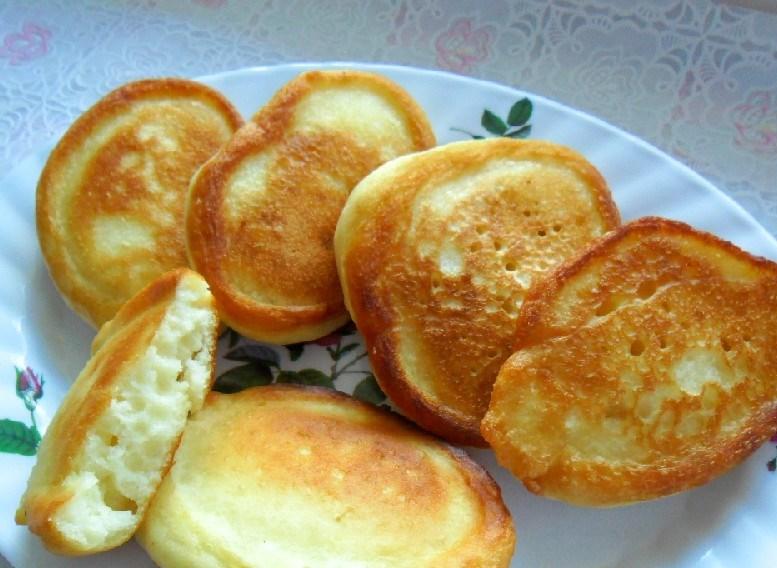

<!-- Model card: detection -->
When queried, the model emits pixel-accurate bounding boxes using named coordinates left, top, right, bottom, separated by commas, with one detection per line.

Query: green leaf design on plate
left=285, top=343, right=305, bottom=361
left=507, top=98, right=532, bottom=126
left=352, top=374, right=386, bottom=405
left=481, top=109, right=508, bottom=135
left=334, top=343, right=360, bottom=361
left=0, top=419, right=41, bottom=456
left=505, top=124, right=532, bottom=139
left=213, top=362, right=273, bottom=394
left=276, top=368, right=334, bottom=389
left=224, top=344, right=280, bottom=367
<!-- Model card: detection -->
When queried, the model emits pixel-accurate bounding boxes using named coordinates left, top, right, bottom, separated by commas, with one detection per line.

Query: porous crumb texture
left=53, top=275, right=216, bottom=548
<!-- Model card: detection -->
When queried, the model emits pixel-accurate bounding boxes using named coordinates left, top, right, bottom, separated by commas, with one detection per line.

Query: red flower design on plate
left=435, top=18, right=494, bottom=73
left=732, top=91, right=777, bottom=155
left=15, top=366, right=44, bottom=411
left=0, top=23, right=52, bottom=65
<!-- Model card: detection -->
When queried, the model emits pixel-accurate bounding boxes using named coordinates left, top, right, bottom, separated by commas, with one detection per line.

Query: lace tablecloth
left=2, top=0, right=776, bottom=235
left=1, top=0, right=776, bottom=565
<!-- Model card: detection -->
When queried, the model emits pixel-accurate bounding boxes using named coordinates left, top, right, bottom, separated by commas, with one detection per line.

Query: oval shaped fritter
left=335, top=139, right=620, bottom=445
left=37, top=79, right=242, bottom=327
left=186, top=70, right=435, bottom=344
left=137, top=385, right=515, bottom=567
left=482, top=217, right=777, bottom=506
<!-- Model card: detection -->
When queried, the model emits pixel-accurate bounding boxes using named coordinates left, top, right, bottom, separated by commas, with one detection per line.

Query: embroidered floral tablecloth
left=2, top=0, right=776, bottom=236
left=0, top=0, right=776, bottom=565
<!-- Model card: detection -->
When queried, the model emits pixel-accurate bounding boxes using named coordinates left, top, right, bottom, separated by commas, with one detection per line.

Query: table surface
left=1, top=1, right=776, bottom=566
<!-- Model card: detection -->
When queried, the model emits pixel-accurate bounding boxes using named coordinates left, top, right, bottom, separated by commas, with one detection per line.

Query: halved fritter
left=335, top=139, right=620, bottom=445
left=16, top=268, right=219, bottom=554
left=136, top=385, right=515, bottom=567
left=37, top=79, right=242, bottom=327
left=482, top=217, right=777, bottom=506
left=186, top=70, right=435, bottom=344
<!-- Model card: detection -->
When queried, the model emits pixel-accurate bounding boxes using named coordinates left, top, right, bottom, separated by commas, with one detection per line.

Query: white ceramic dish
left=2, top=63, right=777, bottom=568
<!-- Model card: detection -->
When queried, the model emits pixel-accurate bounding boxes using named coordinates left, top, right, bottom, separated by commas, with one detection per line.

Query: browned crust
left=371, top=332, right=491, bottom=447
left=36, top=78, right=243, bottom=328
left=185, top=70, right=435, bottom=344
left=514, top=216, right=777, bottom=350
left=483, top=216, right=777, bottom=506
left=492, top=398, right=777, bottom=507
left=338, top=139, right=620, bottom=446
left=184, top=123, right=350, bottom=343
left=248, top=70, right=436, bottom=148
left=162, top=384, right=515, bottom=564
left=16, top=268, right=219, bottom=554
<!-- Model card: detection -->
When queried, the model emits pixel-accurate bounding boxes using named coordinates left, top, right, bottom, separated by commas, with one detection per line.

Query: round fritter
left=335, top=139, right=620, bottom=446
left=136, top=385, right=515, bottom=567
left=186, top=70, right=435, bottom=344
left=36, top=79, right=242, bottom=327
left=482, top=217, right=777, bottom=506
left=16, top=268, right=219, bottom=554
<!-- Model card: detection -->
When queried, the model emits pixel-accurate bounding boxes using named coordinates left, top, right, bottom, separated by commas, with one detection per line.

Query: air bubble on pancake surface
left=629, top=339, right=646, bottom=357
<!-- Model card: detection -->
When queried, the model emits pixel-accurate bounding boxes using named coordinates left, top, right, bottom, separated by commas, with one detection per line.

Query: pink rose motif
left=732, top=91, right=777, bottom=155
left=0, top=23, right=52, bottom=65
left=15, top=366, right=44, bottom=411
left=435, top=18, right=494, bottom=74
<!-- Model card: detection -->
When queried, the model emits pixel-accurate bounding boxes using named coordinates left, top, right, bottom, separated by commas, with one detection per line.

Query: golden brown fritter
left=483, top=217, right=777, bottom=506
left=137, top=385, right=515, bottom=567
left=186, top=70, right=435, bottom=344
left=336, top=138, right=619, bottom=445
left=37, top=79, right=242, bottom=327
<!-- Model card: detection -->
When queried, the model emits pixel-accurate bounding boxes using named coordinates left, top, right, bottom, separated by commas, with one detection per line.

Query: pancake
left=335, top=139, right=620, bottom=446
left=16, top=268, right=219, bottom=554
left=37, top=78, right=242, bottom=327
left=482, top=217, right=777, bottom=506
left=136, top=385, right=515, bottom=567
left=185, top=69, right=435, bottom=344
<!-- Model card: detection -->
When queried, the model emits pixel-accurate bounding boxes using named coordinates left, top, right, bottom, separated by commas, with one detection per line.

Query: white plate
left=2, top=63, right=777, bottom=568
